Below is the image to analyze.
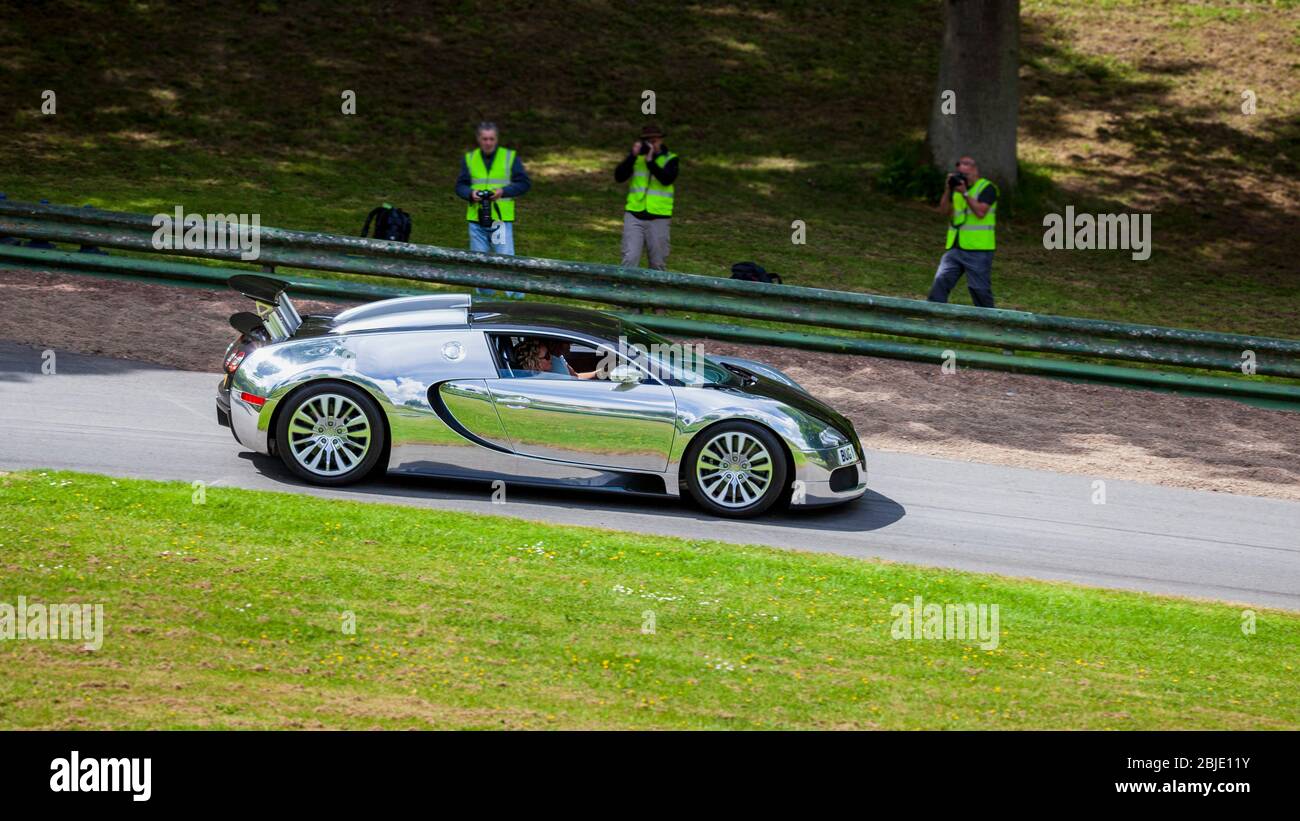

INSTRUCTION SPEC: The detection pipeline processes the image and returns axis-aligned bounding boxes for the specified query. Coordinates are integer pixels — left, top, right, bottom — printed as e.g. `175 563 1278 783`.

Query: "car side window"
491 334 580 380
490 334 654 383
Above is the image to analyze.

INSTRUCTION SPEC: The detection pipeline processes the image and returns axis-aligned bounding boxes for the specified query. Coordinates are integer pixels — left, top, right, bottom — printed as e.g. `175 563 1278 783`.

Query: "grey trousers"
621 213 671 270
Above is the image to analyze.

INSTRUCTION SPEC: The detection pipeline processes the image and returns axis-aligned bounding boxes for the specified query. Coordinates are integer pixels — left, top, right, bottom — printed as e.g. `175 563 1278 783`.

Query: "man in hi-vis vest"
455 121 531 297
614 123 679 271
928 155 999 308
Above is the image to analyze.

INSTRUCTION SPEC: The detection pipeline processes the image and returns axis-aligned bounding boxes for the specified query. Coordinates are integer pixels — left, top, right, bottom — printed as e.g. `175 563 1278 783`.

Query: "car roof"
471 301 628 340
317 295 637 340
330 293 471 334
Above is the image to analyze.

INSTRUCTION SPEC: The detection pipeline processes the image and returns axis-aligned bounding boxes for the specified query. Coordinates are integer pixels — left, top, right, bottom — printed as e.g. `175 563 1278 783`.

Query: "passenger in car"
511 340 548 376
513 339 598 379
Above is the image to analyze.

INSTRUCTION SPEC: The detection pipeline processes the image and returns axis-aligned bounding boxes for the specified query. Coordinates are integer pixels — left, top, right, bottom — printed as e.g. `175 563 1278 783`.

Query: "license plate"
836 444 857 466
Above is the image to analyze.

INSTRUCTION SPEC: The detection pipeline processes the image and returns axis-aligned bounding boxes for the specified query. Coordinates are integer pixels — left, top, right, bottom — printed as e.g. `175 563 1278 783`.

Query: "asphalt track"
2 341 1297 610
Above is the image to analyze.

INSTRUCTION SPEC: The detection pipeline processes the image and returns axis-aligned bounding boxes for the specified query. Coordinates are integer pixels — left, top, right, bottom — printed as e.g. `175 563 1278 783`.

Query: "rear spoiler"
227 274 302 342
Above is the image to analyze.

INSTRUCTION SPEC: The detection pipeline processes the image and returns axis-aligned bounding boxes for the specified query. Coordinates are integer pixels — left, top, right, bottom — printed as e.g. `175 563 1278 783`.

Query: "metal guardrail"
1 199 1298 406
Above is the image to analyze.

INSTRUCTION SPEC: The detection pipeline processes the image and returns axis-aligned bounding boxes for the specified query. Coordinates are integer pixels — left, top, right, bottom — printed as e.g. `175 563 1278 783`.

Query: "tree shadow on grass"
1017 12 1300 280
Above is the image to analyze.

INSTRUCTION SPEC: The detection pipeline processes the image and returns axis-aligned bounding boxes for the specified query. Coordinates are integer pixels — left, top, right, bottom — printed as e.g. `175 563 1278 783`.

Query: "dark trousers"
928 248 996 308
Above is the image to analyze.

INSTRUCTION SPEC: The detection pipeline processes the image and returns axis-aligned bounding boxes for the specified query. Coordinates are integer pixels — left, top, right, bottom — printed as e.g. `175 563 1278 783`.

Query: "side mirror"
609 365 641 384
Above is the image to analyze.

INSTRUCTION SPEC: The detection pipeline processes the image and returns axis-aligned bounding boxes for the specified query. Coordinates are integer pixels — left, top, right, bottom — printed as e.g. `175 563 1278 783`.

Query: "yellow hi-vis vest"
624 152 676 217
465 148 516 222
946 177 997 251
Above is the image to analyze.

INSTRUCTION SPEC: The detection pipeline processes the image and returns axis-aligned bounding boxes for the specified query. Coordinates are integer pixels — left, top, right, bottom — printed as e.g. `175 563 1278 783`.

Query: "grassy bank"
0 470 1296 729
0 1 1296 337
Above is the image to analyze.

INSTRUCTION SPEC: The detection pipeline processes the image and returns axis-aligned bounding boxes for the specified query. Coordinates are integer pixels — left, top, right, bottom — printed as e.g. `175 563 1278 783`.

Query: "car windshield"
618 321 740 387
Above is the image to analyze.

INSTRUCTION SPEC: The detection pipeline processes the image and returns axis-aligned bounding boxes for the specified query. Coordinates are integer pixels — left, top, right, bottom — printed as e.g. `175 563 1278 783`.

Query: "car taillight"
239 391 266 407
224 349 247 373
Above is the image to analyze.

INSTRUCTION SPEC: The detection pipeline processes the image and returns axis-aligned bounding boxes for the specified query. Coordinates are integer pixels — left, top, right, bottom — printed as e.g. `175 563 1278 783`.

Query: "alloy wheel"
286 393 372 477
694 430 774 509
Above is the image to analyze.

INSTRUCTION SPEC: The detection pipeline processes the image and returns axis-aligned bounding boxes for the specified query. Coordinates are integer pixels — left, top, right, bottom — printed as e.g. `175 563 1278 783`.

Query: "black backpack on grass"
361 203 412 242
730 261 783 285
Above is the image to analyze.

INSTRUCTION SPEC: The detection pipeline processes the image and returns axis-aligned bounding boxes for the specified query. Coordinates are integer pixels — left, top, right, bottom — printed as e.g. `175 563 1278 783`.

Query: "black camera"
475 191 495 227
637 141 651 155
947 172 967 191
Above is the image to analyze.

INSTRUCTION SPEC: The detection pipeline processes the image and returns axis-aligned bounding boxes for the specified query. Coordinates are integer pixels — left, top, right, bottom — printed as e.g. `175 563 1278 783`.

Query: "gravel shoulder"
3 267 1297 502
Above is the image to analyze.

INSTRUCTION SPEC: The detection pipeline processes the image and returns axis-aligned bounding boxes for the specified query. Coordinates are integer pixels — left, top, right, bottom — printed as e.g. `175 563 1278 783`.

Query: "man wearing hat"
614 123 679 271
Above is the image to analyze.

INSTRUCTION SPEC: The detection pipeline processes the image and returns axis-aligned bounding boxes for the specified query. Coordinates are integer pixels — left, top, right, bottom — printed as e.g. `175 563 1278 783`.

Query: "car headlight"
818 427 848 448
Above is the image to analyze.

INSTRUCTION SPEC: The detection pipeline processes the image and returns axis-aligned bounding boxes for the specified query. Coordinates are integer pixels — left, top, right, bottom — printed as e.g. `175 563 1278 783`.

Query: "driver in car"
544 339 601 379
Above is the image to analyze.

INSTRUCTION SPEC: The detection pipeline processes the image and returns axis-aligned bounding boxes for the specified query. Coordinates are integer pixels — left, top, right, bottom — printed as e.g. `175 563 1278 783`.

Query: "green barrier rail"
1 199 1297 404
4 199 1298 375
3 243 1297 411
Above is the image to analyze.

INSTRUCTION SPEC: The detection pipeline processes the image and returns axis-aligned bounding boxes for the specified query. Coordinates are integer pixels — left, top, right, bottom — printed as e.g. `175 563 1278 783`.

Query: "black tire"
275 382 387 487
682 421 788 518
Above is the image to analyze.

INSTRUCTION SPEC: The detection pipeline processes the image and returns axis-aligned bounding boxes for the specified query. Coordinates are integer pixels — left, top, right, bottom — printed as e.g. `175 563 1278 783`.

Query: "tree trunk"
927 0 1020 193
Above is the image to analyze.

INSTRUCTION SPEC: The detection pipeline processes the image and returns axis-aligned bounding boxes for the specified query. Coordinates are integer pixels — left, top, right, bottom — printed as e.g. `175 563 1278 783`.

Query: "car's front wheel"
276 382 387 486
683 421 788 518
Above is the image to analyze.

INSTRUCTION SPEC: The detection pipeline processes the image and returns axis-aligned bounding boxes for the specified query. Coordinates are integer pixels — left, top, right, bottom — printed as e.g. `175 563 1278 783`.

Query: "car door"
485 335 678 472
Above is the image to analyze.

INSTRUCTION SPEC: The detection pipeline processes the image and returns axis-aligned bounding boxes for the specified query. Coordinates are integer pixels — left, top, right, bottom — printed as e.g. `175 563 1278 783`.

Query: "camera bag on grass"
361 203 412 242
730 261 783 285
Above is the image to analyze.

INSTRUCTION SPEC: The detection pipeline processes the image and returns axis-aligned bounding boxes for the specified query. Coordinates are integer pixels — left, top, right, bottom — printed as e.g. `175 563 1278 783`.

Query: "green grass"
1 1 1296 338
1 470 1297 729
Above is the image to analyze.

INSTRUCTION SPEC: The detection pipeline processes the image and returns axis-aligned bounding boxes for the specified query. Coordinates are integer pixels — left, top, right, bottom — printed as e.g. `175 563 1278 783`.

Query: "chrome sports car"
216 275 866 518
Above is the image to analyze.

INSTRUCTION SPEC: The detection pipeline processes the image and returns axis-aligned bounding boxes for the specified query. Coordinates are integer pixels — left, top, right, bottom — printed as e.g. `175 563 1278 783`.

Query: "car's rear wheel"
683 421 788 518
276 383 386 486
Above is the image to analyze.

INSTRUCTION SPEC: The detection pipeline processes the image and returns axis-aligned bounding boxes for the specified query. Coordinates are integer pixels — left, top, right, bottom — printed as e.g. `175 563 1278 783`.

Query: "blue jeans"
928 247 995 308
468 221 523 299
